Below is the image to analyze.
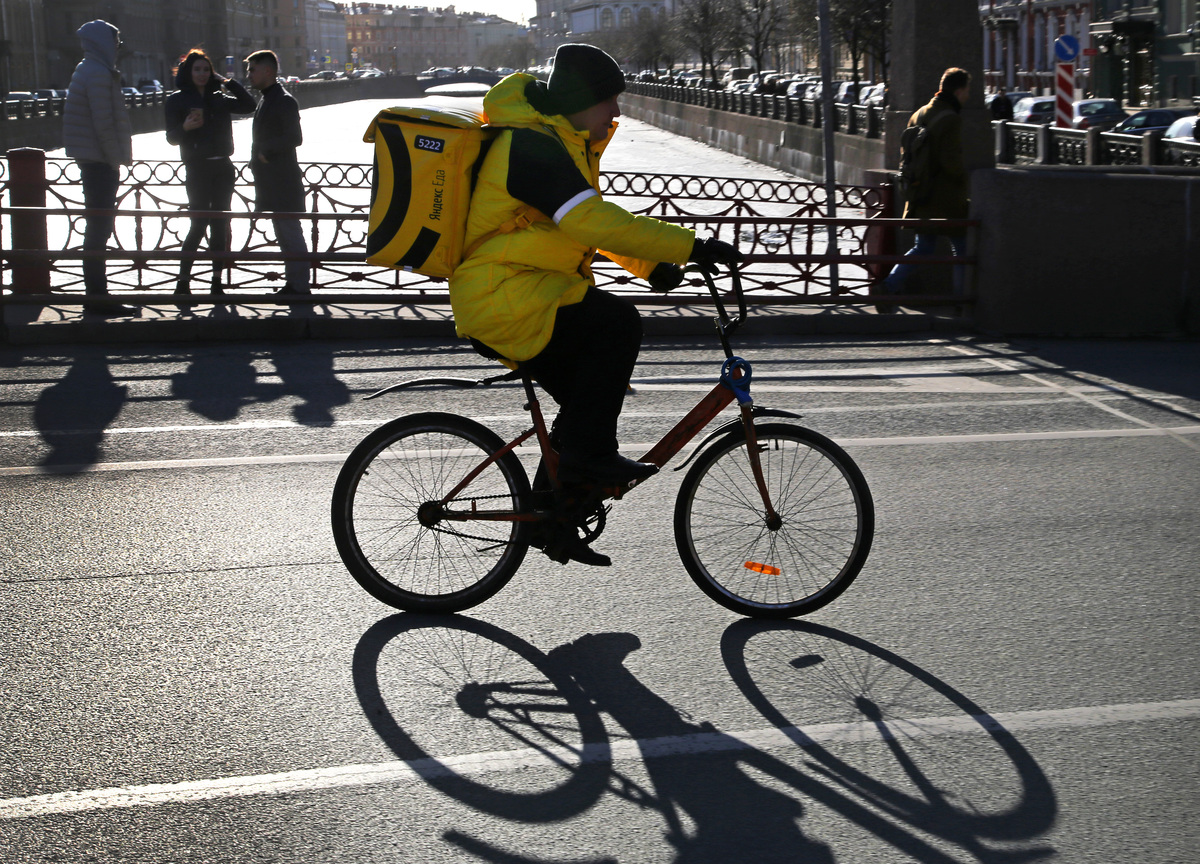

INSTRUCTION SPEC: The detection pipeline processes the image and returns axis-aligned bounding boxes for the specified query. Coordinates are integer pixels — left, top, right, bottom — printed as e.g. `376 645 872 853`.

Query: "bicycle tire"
332 412 531 613
674 422 873 618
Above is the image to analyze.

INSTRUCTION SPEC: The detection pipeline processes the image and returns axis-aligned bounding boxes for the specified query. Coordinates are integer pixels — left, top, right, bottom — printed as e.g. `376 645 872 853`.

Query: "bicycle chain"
425 493 526 547
426 492 605 546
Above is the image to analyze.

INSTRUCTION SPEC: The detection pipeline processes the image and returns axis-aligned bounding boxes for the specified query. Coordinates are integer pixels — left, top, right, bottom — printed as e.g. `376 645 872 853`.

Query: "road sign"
1055 62 1075 127
1054 35 1080 63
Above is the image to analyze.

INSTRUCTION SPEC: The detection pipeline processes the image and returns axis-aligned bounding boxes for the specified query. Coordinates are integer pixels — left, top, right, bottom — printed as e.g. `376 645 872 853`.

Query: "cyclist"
450 44 740 564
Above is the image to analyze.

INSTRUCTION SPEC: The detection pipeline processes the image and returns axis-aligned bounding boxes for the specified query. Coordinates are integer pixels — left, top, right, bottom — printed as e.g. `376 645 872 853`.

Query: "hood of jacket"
78 20 120 72
483 73 614 156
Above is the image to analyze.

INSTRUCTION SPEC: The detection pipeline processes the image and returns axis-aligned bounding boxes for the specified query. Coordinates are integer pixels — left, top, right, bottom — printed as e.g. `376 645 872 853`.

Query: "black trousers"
80 161 120 296
180 157 237 285
521 287 642 459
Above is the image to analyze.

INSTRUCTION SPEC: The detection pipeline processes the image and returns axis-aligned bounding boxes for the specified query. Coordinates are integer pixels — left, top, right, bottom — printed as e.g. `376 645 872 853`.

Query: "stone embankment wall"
618 92 886 187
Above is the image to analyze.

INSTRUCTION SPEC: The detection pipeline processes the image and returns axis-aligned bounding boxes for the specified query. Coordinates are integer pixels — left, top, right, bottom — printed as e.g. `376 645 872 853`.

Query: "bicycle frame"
368 265 792 526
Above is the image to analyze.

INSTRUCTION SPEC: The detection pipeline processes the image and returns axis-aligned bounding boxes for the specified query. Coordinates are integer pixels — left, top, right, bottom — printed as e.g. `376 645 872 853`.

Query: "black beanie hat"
547 43 625 115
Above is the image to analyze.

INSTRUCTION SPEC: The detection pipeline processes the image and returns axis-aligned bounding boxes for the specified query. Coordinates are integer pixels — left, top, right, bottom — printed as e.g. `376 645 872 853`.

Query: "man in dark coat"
245 49 309 296
990 86 1014 121
877 67 971 313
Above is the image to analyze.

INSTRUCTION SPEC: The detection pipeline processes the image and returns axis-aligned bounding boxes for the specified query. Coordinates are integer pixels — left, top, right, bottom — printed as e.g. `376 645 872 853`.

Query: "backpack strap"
462 204 552 261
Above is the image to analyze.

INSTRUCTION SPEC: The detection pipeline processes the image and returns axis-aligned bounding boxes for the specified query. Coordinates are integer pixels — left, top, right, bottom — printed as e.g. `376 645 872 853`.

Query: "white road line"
2 425 1198 476
2 697 1197 820
942 342 1200 451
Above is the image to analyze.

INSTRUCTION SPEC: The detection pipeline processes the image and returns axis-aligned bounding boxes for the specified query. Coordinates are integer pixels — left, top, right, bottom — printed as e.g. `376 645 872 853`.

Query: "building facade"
980 1 1094 94
1088 0 1199 105
980 0 1199 106
0 0 47 94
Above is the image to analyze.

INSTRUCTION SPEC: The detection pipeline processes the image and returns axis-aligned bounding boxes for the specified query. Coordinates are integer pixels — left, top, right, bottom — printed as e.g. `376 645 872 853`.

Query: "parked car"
6 91 36 102
859 82 886 107
1163 115 1197 139
722 67 752 86
985 90 1033 113
138 79 163 94
120 86 140 98
33 88 67 100
1071 98 1126 131
308 70 340 80
1012 96 1055 124
834 81 861 104
1112 108 1194 135
784 79 810 98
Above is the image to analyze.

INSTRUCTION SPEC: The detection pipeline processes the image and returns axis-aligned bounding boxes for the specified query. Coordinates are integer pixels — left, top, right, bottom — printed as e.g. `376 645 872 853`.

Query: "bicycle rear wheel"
332 412 531 613
674 422 873 618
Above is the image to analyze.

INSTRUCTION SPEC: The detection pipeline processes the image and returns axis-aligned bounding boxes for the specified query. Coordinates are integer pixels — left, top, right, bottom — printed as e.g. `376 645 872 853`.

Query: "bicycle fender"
673 406 803 471
363 370 522 400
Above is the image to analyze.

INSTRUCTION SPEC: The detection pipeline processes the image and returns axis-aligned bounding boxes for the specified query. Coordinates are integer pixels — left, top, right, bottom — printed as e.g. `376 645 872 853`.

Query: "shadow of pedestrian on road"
170 347 273 421
269 342 350 425
34 350 127 469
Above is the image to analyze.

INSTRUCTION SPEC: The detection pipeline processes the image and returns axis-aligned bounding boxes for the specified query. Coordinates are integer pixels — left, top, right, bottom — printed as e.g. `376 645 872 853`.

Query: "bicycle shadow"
352 615 1057 864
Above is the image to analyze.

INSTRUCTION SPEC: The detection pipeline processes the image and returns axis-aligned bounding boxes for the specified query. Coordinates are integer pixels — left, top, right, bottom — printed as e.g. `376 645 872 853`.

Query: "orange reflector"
744 561 781 576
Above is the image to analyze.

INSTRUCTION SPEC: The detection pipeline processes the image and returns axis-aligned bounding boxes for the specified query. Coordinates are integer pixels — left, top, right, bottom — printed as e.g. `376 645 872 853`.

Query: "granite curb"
1 302 974 346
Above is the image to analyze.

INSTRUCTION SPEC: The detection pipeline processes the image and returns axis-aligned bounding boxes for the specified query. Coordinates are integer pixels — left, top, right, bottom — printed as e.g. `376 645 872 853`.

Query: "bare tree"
673 0 739 83
831 0 891 87
733 0 787 72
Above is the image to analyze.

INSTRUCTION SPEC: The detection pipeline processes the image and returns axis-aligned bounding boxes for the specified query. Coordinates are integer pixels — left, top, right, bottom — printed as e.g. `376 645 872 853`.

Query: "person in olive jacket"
878 67 971 313
244 49 309 296
165 48 256 295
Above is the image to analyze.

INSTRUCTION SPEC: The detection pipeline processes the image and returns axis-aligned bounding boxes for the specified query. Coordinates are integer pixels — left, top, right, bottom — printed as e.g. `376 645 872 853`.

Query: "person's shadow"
34 351 128 469
170 347 268 422
269 342 350 425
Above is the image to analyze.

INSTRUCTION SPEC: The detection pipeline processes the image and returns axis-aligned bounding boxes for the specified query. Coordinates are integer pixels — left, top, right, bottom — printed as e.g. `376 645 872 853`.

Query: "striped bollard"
1055 62 1074 128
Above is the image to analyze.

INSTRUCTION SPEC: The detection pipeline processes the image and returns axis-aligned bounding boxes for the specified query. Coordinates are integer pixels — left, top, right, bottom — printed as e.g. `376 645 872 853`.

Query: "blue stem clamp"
720 356 753 404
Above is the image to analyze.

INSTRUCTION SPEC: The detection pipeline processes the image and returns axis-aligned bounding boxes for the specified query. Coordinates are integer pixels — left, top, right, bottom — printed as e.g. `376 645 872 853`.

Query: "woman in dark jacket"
165 49 257 295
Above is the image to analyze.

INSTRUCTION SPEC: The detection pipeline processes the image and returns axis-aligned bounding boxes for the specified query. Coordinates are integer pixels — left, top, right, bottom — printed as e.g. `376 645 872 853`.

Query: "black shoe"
558 451 659 487
528 523 611 567
274 283 310 296
874 302 897 315
174 281 191 296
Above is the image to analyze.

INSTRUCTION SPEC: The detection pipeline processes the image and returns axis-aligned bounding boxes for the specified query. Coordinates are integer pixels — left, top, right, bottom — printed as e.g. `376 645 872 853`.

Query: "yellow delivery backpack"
363 103 545 278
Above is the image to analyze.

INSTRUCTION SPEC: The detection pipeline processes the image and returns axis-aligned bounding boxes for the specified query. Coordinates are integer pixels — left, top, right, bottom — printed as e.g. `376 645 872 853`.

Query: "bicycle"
331 264 874 618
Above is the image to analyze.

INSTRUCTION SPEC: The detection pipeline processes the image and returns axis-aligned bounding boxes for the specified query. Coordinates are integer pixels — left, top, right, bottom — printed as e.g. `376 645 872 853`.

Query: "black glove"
647 262 684 293
689 237 744 275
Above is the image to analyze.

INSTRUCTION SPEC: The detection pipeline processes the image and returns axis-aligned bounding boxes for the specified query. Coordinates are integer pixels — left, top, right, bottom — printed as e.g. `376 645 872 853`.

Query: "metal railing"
1 153 976 309
625 81 886 139
999 121 1200 168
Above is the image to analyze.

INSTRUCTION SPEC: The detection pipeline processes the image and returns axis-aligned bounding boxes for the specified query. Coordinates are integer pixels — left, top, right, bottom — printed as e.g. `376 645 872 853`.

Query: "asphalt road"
2 332 1198 863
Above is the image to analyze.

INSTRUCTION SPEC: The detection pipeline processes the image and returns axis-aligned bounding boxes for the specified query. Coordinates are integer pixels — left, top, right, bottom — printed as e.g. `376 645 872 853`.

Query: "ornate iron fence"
0 154 975 306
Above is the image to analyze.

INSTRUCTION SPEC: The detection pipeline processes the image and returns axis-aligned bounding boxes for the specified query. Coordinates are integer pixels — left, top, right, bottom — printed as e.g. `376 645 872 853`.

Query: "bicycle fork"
723 358 782 530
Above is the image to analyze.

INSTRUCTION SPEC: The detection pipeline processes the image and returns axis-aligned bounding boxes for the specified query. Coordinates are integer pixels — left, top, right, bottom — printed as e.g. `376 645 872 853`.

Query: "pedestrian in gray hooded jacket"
64 19 133 312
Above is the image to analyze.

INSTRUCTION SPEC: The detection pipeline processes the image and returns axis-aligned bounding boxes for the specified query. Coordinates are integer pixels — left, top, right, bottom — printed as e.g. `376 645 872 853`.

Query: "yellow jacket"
449 73 695 362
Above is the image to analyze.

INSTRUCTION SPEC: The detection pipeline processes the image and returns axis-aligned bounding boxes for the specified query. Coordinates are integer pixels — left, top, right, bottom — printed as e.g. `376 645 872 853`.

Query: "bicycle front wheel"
332 412 531 613
674 423 873 618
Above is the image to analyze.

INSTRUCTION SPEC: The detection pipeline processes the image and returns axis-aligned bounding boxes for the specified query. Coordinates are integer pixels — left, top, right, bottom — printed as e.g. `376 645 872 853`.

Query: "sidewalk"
1 298 972 345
